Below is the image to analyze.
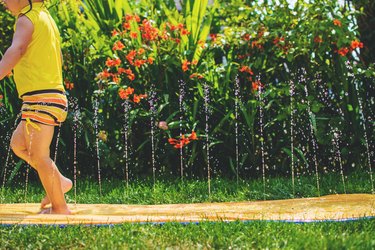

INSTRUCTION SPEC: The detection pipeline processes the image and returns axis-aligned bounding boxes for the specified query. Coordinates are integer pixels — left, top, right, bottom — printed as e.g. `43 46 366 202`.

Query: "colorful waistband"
21 89 68 130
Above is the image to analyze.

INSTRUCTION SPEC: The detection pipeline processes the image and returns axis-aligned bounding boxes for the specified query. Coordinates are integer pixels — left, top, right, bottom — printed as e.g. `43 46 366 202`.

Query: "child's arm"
0 16 33 80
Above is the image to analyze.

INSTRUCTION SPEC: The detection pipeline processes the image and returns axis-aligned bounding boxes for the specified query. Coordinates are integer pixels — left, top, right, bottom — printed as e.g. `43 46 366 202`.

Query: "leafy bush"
0 0 374 185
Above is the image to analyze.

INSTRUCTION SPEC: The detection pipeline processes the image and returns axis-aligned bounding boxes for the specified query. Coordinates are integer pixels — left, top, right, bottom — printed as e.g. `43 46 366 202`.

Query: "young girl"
0 0 72 214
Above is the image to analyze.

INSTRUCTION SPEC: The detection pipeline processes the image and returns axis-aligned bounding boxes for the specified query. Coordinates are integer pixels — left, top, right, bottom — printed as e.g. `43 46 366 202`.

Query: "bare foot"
39 207 72 215
41 177 73 208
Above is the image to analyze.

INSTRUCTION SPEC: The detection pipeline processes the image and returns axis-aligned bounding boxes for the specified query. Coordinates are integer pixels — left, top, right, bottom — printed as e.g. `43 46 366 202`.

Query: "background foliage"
0 0 374 187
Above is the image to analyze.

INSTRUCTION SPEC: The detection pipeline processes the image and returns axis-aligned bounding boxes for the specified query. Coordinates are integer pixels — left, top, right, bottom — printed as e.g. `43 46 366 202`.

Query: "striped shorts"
21 89 68 126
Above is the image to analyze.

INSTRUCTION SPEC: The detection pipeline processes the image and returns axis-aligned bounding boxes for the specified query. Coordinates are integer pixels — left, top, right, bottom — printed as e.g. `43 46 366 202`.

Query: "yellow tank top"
13 2 64 98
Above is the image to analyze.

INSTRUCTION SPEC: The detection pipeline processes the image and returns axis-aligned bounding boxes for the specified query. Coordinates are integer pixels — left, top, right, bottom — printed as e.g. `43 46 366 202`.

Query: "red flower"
210 33 217 42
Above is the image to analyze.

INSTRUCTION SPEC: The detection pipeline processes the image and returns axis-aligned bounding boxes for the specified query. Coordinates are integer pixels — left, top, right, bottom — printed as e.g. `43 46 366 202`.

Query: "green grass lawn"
1 171 374 249
1 219 374 249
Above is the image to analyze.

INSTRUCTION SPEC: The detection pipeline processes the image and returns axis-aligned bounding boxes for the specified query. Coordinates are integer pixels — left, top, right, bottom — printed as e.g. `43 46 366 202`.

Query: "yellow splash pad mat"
1 194 374 225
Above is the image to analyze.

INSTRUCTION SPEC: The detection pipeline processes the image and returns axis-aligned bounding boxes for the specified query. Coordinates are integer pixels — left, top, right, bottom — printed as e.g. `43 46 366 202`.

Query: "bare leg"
11 121 71 214
10 121 72 208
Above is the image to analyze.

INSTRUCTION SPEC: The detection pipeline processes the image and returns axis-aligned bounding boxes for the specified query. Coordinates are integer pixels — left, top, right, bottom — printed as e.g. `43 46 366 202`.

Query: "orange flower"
140 19 159 41
0 94 3 100
98 130 107 142
134 14 141 23
111 29 119 37
130 32 138 39
190 73 204 79
119 88 128 100
243 34 251 41
251 41 263 49
239 65 254 75
333 19 342 27
118 87 134 100
112 75 120 84
182 59 190 72
181 28 190 36
133 95 140 103
337 47 349 56
177 23 184 29
189 131 197 140
125 14 133 21
147 57 154 64
106 58 121 67
134 59 146 68
98 69 111 79
127 73 135 81
168 138 179 144
314 36 323 43
168 130 197 149
168 23 178 31
112 40 125 51
252 80 263 91
133 93 147 103
64 79 74 90
118 67 126 74
351 40 363 50
123 22 131 30
137 48 145 55
126 50 137 64
125 87 134 96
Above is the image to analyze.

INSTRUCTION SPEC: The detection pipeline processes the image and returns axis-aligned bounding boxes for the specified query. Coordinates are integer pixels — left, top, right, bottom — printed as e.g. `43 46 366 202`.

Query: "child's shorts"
21 89 68 126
